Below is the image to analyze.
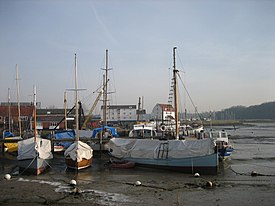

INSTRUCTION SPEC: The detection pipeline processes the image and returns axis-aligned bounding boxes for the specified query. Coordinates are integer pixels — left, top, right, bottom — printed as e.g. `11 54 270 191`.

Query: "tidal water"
208 122 275 176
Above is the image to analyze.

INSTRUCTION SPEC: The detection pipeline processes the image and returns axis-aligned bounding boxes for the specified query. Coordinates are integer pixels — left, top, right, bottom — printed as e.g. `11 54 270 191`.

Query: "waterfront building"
151 103 175 122
101 105 137 124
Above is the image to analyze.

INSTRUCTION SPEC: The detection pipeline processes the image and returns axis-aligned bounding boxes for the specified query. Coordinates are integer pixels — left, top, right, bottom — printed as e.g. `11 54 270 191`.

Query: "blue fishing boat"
206 130 234 160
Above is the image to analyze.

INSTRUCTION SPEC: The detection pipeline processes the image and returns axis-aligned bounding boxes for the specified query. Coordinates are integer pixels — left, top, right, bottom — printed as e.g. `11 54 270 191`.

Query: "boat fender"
70 179 77 186
135 180 142 186
4 174 11 180
251 171 258 177
206 181 213 188
194 173 200 177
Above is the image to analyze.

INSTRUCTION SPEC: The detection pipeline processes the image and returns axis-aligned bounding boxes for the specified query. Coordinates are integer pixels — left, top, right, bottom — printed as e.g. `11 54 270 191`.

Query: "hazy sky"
0 0 274 114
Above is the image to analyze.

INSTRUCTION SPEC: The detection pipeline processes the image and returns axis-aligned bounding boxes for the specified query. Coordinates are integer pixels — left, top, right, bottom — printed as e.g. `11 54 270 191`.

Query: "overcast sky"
0 0 274 114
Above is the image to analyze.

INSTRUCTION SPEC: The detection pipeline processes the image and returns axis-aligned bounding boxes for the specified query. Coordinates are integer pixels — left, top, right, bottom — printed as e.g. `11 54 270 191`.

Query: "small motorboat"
110 159 135 169
205 129 234 160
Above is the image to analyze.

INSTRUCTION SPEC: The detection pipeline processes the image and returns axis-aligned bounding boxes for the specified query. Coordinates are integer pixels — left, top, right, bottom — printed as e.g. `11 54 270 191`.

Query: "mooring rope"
18 156 37 175
230 167 275 177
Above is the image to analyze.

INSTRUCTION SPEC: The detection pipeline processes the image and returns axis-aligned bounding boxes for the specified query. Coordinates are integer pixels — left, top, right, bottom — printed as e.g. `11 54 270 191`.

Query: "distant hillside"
214 101 275 120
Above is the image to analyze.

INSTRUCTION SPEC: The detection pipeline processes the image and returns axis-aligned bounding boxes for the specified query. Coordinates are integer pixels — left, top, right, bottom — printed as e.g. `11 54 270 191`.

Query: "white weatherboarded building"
101 105 137 123
151 103 175 121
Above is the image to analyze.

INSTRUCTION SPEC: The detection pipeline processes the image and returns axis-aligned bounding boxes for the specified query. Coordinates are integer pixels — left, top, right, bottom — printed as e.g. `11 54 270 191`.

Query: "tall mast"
173 47 179 140
33 85 37 142
137 97 141 122
16 64 22 137
74 54 79 141
8 88 11 132
102 49 109 126
64 91 67 130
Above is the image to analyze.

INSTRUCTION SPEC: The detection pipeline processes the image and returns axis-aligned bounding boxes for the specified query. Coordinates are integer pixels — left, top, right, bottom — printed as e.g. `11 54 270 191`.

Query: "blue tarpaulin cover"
53 130 75 148
92 126 119 138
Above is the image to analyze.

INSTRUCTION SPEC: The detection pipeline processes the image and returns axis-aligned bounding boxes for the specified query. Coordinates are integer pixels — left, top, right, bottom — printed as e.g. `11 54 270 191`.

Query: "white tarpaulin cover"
108 138 215 159
17 137 53 160
64 141 93 162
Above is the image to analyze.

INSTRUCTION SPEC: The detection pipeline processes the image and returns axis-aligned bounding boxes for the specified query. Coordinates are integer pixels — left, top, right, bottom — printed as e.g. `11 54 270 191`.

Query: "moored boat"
4 66 23 153
17 86 53 175
108 138 218 174
205 129 234 160
107 47 219 174
110 158 135 169
64 140 93 170
64 54 93 170
3 131 22 152
129 123 158 138
17 136 53 175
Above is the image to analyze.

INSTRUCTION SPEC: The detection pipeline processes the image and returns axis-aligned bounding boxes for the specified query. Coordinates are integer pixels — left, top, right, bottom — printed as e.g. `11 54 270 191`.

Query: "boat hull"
65 157 92 170
4 142 18 153
218 147 234 160
54 145 65 153
18 156 50 175
122 153 218 175
111 160 135 169
4 137 22 152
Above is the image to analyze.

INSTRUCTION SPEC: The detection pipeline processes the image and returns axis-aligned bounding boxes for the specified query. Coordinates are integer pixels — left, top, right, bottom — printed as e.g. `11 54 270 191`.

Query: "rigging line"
175 48 186 73
177 84 184 114
18 156 37 175
177 72 203 121
110 68 117 105
80 82 106 106
167 67 173 104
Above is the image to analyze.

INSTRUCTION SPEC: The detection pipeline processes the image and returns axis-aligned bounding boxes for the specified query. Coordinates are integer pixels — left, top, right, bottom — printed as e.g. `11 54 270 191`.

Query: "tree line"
214 101 275 120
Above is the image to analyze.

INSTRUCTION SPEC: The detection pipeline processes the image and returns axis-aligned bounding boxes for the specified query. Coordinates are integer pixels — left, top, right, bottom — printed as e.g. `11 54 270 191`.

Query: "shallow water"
207 122 275 176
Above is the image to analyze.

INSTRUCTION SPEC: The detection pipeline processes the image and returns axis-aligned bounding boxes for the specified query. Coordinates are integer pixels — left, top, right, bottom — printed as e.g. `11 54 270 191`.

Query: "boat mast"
137 97 141 122
173 47 179 140
33 85 37 142
102 49 110 127
74 54 79 141
8 88 11 132
64 91 67 130
16 64 22 137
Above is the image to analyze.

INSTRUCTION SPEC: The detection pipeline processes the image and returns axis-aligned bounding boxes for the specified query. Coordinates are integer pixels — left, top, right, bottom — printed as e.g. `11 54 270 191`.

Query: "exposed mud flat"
1 123 275 205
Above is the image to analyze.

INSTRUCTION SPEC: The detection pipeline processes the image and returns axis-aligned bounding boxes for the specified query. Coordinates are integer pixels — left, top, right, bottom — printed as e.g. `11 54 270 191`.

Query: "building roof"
157 103 174 111
101 105 137 110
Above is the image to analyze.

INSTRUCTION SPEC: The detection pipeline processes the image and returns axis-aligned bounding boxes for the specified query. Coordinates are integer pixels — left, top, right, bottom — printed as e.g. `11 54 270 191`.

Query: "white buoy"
70 179 77 186
206 181 213 188
251 171 257 176
135 180 142 186
194 173 200 177
4 174 11 180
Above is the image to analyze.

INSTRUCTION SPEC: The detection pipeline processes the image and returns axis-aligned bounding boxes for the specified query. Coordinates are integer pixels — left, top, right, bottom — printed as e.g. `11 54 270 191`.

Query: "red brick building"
0 102 34 133
1 102 101 133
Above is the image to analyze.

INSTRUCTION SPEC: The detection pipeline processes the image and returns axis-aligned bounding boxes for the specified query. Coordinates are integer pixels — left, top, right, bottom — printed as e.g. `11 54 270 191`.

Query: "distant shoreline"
202 119 275 126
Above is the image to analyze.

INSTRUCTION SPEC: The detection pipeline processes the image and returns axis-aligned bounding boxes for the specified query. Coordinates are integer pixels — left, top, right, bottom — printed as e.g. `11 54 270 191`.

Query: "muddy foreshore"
1 151 275 206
